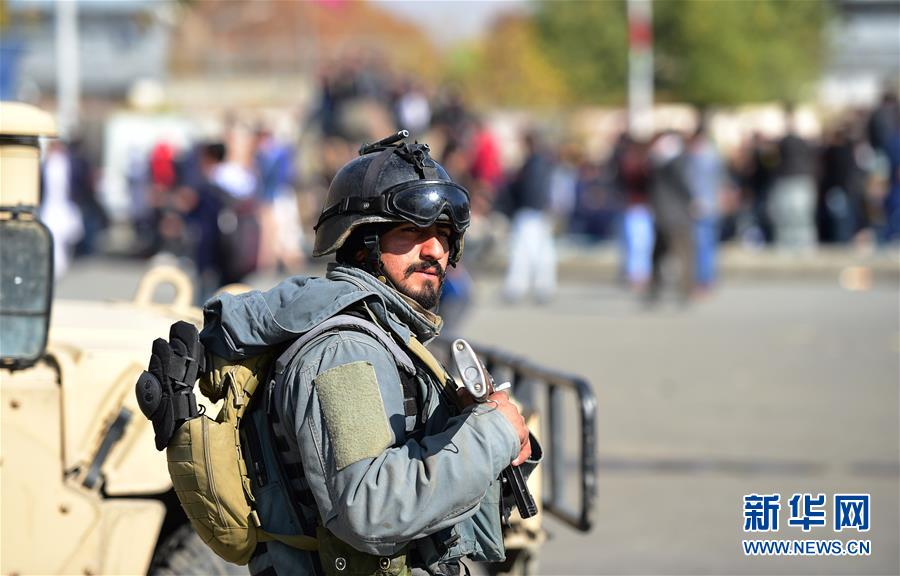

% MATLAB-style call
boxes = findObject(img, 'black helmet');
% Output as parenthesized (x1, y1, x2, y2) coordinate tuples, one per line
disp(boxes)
(313, 130, 470, 266)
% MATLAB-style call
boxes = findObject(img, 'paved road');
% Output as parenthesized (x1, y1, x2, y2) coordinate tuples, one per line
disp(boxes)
(462, 276, 898, 575)
(58, 257, 900, 575)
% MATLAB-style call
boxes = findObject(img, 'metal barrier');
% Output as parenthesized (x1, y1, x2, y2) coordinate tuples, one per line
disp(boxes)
(433, 337, 597, 532)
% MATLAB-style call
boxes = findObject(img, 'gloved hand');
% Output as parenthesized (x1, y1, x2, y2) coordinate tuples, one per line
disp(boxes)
(135, 321, 204, 450)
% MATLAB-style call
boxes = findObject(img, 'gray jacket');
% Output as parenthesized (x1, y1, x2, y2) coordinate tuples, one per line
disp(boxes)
(200, 265, 532, 574)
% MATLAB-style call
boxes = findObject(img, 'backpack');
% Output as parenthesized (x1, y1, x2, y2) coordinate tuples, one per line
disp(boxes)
(164, 314, 454, 567)
(165, 351, 317, 565)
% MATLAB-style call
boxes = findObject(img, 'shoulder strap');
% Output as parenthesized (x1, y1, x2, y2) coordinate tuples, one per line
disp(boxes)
(405, 336, 451, 383)
(274, 313, 416, 377)
(270, 312, 421, 444)
(406, 336, 463, 411)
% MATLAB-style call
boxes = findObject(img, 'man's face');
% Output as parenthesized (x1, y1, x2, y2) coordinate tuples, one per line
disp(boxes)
(379, 223, 452, 310)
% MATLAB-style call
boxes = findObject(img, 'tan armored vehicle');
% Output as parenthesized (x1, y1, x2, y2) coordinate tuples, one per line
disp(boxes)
(0, 102, 241, 575)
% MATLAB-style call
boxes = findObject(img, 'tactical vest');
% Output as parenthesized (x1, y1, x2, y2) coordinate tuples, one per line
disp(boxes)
(240, 313, 459, 576)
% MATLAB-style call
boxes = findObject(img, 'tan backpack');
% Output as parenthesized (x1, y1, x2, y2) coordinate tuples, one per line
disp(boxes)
(165, 351, 318, 565)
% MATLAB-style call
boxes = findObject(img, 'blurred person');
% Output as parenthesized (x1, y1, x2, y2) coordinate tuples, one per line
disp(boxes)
(616, 134, 655, 291)
(716, 157, 744, 243)
(468, 117, 503, 216)
(40, 140, 83, 278)
(126, 146, 156, 256)
(769, 110, 817, 250)
(218, 118, 258, 201)
(863, 91, 900, 244)
(214, 178, 261, 285)
(67, 138, 107, 257)
(148, 140, 181, 255)
(182, 142, 226, 301)
(316, 69, 341, 138)
(500, 130, 557, 304)
(150, 140, 177, 190)
(646, 132, 695, 304)
(867, 90, 899, 158)
(549, 143, 580, 233)
(327, 57, 392, 142)
(817, 124, 868, 244)
(215, 120, 262, 279)
(320, 65, 358, 140)
(432, 85, 469, 135)
(347, 51, 389, 102)
(686, 123, 726, 292)
(439, 134, 472, 188)
(883, 123, 900, 243)
(742, 132, 776, 246)
(570, 157, 619, 242)
(184, 142, 261, 302)
(393, 78, 431, 139)
(439, 263, 475, 336)
(443, 130, 502, 265)
(469, 118, 502, 187)
(255, 127, 304, 274)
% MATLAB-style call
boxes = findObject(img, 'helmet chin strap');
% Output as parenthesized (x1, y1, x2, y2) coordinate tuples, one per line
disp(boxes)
(363, 231, 390, 285)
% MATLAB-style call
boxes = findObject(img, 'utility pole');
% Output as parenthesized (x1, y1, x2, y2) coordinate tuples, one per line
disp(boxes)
(55, 0, 80, 139)
(627, 0, 653, 140)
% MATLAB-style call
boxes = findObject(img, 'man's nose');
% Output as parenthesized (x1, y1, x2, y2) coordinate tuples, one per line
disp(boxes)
(419, 232, 447, 260)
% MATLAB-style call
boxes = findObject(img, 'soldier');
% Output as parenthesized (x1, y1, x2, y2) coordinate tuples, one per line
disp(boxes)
(198, 133, 537, 576)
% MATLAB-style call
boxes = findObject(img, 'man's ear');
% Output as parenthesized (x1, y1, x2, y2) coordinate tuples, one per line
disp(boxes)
(354, 247, 367, 264)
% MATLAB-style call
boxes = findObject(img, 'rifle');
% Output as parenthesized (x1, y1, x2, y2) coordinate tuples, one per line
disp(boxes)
(451, 339, 538, 519)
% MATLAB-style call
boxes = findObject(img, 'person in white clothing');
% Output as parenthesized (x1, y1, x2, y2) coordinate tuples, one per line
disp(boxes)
(502, 131, 557, 304)
(40, 141, 83, 278)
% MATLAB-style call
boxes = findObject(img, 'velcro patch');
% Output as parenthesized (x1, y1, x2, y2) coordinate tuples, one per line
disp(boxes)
(315, 361, 392, 470)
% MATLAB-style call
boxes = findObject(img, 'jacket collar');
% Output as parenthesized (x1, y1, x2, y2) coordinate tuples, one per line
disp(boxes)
(327, 264, 443, 343)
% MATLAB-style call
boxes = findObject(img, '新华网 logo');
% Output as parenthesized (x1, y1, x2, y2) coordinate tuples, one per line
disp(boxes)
(741, 493, 871, 557)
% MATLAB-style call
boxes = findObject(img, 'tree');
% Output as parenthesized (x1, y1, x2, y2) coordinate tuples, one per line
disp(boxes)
(534, 0, 629, 105)
(532, 0, 831, 107)
(654, 0, 830, 106)
(447, 15, 569, 109)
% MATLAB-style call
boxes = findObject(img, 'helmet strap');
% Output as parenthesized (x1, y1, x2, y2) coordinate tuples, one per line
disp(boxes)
(363, 231, 387, 282)
(362, 147, 396, 200)
(450, 235, 463, 268)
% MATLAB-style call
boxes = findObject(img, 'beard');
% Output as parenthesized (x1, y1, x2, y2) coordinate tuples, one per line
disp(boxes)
(391, 259, 445, 310)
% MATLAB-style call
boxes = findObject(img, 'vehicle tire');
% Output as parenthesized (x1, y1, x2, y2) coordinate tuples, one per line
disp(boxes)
(149, 524, 247, 575)
(485, 549, 537, 576)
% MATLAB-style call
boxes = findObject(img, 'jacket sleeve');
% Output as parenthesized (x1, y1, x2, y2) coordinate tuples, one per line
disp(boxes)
(285, 330, 520, 556)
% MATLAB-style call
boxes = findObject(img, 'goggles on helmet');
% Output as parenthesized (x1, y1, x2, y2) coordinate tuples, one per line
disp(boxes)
(317, 180, 471, 233)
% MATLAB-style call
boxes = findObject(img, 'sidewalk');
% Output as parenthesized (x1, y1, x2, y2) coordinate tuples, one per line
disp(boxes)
(470, 241, 900, 285)
(99, 219, 899, 286)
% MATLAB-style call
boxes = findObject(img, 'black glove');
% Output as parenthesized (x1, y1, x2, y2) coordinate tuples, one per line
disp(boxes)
(135, 321, 204, 450)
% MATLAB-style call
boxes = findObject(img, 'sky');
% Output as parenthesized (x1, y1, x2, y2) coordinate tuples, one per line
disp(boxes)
(372, 0, 529, 47)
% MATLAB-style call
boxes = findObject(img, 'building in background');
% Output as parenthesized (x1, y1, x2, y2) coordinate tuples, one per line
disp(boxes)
(820, 0, 900, 107)
(3, 0, 170, 102)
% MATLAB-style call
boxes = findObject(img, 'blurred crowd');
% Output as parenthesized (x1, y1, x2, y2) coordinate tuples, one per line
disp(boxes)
(131, 123, 305, 302)
(39, 62, 900, 309)
(424, 90, 900, 307)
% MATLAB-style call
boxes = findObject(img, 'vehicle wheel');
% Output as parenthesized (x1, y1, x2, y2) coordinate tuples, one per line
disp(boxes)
(485, 549, 537, 576)
(149, 524, 246, 575)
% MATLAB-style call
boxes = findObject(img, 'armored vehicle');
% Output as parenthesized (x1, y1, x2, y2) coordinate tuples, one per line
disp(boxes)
(0, 101, 240, 575)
